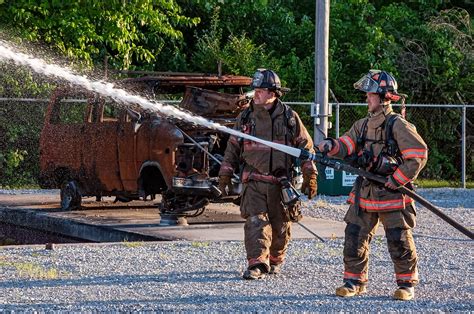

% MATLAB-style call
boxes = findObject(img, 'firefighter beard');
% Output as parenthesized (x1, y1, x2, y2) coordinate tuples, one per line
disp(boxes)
(240, 180, 292, 271)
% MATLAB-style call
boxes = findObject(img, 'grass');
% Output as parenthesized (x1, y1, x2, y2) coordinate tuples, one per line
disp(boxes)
(374, 236, 384, 245)
(191, 241, 210, 248)
(0, 260, 59, 279)
(314, 243, 325, 250)
(0, 184, 42, 190)
(313, 199, 329, 207)
(122, 241, 144, 248)
(416, 179, 474, 188)
(292, 248, 310, 257)
(158, 253, 171, 260)
(16, 262, 59, 279)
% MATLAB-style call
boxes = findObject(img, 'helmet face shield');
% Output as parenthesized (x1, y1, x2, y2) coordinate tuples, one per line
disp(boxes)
(251, 71, 265, 89)
(251, 69, 281, 90)
(354, 69, 401, 102)
(354, 70, 381, 93)
(250, 69, 289, 97)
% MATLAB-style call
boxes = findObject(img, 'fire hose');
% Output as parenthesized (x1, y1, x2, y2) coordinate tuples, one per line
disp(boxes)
(224, 130, 472, 240)
(177, 126, 472, 240)
(299, 150, 474, 240)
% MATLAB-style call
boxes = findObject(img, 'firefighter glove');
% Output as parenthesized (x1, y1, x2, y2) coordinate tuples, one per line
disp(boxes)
(218, 175, 232, 196)
(385, 176, 399, 190)
(301, 172, 317, 199)
(317, 139, 333, 153)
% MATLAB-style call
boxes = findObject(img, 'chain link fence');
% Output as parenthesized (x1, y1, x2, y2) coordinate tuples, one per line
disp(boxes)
(0, 98, 473, 188)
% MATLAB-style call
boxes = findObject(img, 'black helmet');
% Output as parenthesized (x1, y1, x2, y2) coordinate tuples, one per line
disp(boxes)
(251, 69, 282, 90)
(354, 70, 401, 102)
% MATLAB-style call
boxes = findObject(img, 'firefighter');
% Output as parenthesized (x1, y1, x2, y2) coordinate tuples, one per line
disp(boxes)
(317, 70, 428, 300)
(218, 69, 318, 280)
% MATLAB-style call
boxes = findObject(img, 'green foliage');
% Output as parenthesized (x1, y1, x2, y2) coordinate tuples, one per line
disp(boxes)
(410, 107, 463, 181)
(417, 179, 474, 188)
(191, 9, 224, 73)
(191, 8, 270, 75)
(0, 0, 472, 185)
(222, 34, 268, 75)
(0, 63, 52, 188)
(376, 5, 474, 104)
(0, 0, 200, 70)
(182, 0, 317, 92)
(0, 101, 45, 188)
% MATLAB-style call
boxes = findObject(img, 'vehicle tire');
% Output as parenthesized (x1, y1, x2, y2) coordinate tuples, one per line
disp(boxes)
(60, 180, 81, 210)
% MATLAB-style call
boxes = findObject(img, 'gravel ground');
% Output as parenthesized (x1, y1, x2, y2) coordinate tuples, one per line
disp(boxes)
(0, 188, 472, 311)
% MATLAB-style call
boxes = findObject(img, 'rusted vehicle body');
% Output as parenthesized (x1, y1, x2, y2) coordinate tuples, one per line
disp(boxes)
(39, 74, 251, 216)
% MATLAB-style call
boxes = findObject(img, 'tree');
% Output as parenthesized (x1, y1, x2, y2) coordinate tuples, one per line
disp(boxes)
(0, 63, 53, 187)
(0, 0, 472, 184)
(0, 0, 200, 70)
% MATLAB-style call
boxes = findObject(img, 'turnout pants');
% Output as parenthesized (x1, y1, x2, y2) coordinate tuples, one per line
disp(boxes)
(342, 204, 419, 286)
(240, 180, 291, 270)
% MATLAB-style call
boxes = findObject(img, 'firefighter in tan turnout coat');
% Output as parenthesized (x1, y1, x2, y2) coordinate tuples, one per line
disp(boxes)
(318, 70, 428, 301)
(219, 69, 317, 280)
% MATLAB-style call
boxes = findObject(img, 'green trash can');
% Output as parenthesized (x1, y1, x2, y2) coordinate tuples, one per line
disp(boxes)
(317, 164, 357, 196)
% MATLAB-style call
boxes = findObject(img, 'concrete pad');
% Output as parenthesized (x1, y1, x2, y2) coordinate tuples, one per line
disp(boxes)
(114, 217, 345, 241)
(0, 190, 382, 243)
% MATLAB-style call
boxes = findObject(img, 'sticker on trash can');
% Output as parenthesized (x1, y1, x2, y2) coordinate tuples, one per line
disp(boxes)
(342, 171, 358, 186)
(325, 168, 334, 179)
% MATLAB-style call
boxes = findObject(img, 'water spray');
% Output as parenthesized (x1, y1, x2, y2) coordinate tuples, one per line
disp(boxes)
(0, 41, 303, 160)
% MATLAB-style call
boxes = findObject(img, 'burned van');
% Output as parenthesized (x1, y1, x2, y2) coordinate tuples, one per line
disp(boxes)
(39, 74, 251, 216)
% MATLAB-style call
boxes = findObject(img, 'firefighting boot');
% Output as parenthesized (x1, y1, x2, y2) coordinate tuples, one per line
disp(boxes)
(335, 280, 367, 297)
(242, 264, 267, 280)
(269, 264, 282, 275)
(393, 286, 415, 301)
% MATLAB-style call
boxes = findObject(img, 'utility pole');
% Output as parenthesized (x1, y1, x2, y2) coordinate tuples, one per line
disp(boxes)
(313, 0, 330, 144)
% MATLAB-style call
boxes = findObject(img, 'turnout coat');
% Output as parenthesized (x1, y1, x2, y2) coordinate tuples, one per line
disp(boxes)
(328, 107, 428, 212)
(219, 99, 316, 183)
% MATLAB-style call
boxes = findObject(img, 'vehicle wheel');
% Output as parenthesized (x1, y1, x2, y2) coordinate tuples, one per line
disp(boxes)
(60, 180, 81, 210)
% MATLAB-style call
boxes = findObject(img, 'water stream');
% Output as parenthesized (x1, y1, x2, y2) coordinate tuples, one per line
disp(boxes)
(0, 41, 302, 158)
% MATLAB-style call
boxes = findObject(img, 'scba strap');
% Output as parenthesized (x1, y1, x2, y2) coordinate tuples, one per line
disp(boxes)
(385, 113, 400, 157)
(346, 114, 402, 169)
(239, 103, 296, 138)
(356, 114, 401, 156)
